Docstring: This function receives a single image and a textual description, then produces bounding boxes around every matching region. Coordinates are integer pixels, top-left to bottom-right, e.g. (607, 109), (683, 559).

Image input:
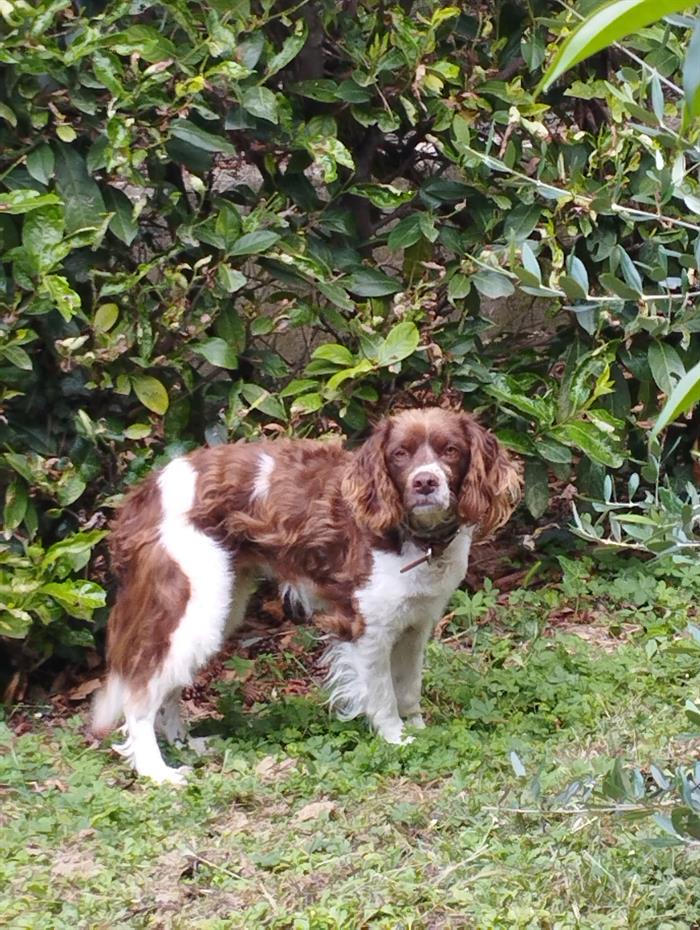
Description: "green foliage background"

(1, 0), (699, 684)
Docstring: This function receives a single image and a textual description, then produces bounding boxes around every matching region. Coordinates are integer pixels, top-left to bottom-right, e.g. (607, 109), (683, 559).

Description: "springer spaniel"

(93, 407), (519, 784)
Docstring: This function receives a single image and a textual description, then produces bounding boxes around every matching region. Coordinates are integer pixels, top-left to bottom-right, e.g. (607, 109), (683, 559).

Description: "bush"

(1, 0), (699, 689)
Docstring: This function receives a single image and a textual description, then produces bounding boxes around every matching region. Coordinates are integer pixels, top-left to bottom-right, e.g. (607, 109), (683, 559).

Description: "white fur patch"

(156, 458), (233, 690)
(251, 452), (275, 502)
(281, 580), (325, 618)
(325, 527), (474, 742)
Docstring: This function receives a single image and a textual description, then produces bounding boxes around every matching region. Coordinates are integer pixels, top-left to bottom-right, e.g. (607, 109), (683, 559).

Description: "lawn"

(3, 556), (700, 930)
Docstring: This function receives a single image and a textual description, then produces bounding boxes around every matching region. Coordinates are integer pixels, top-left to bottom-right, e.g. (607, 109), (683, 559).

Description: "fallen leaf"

(294, 800), (336, 823)
(67, 678), (102, 701)
(254, 755), (297, 782)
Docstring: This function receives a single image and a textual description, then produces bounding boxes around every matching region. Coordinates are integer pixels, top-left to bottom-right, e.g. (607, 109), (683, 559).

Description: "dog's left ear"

(341, 419), (403, 534)
(457, 414), (521, 537)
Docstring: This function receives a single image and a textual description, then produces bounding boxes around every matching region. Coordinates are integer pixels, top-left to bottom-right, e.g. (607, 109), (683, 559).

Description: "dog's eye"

(392, 447), (409, 460)
(443, 445), (460, 457)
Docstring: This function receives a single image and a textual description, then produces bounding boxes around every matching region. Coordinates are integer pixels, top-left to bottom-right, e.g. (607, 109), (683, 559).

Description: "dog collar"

(399, 521), (461, 573)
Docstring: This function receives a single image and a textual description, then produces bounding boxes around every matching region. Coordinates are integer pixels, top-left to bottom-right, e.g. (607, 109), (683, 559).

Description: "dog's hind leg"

(101, 457), (237, 784)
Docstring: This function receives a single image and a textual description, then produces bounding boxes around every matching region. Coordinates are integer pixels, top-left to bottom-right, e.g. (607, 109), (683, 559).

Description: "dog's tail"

(91, 673), (125, 738)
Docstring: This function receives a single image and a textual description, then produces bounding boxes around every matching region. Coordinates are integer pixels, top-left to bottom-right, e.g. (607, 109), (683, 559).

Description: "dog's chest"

(356, 528), (474, 628)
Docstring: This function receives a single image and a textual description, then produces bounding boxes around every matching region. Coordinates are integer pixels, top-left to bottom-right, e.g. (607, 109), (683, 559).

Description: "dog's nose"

(412, 471), (439, 496)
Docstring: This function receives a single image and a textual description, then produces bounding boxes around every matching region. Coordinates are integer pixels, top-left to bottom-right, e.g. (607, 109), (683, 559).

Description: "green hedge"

(1, 0), (699, 687)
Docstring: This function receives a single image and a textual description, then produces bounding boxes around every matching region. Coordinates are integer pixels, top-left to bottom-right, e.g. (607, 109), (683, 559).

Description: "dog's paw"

(404, 713), (426, 730)
(147, 764), (192, 786)
(377, 723), (414, 745)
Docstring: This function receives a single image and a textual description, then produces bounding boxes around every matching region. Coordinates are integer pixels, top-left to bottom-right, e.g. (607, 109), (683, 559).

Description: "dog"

(92, 406), (520, 783)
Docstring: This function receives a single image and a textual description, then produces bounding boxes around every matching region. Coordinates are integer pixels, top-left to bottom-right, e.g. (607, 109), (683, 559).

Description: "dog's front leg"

(326, 628), (410, 743)
(391, 621), (433, 728)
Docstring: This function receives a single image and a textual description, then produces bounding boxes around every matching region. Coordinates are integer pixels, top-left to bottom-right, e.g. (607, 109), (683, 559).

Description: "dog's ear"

(457, 414), (521, 537)
(342, 419), (403, 533)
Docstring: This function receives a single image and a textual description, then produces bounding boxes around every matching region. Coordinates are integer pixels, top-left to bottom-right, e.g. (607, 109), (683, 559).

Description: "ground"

(3, 554), (700, 929)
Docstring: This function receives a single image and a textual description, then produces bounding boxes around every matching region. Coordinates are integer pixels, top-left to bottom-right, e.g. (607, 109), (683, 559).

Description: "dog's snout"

(412, 471), (439, 496)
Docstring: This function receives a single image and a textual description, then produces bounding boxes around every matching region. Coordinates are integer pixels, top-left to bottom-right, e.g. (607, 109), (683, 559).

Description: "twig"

(183, 848), (279, 911)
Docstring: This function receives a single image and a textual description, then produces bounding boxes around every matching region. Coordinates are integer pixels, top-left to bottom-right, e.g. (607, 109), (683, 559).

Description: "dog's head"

(342, 407), (520, 538)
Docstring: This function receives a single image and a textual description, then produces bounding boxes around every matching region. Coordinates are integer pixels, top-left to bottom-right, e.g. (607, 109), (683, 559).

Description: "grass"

(3, 556), (700, 929)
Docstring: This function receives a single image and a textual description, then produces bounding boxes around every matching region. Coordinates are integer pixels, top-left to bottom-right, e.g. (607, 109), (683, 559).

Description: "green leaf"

(648, 341), (685, 396)
(347, 268), (402, 297)
(387, 214), (423, 250)
(105, 187), (138, 246)
(56, 124), (77, 143)
(193, 337), (238, 369)
(471, 271), (515, 298)
(0, 102), (16, 128)
(317, 281), (355, 312)
(123, 423), (152, 439)
(520, 241), (541, 283)
(0, 190), (61, 215)
(57, 473), (87, 506)
(312, 344), (355, 366)
(651, 359), (700, 439)
(94, 303), (119, 333)
(376, 322), (420, 367)
(26, 145), (55, 185)
(616, 246), (643, 294)
(537, 436), (572, 464)
(250, 316), (275, 336)
(229, 230), (280, 256)
(684, 22), (700, 119)
(132, 374), (169, 415)
(326, 359), (375, 391)
(217, 265), (247, 293)
(3, 477), (28, 533)
(599, 273), (640, 300)
(42, 530), (108, 569)
(350, 183), (415, 209)
(496, 429), (536, 455)
(111, 25), (177, 62)
(266, 23), (308, 76)
(170, 119), (236, 154)
(0, 608), (32, 639)
(524, 459), (549, 519)
(447, 274), (471, 302)
(504, 204), (541, 242)
(538, 0), (699, 93)
(551, 421), (624, 468)
(22, 205), (64, 268)
(240, 86), (279, 124)
(40, 580), (106, 620)
(292, 79), (339, 102)
(241, 382), (286, 420)
(280, 378), (319, 398)
(336, 80), (372, 103)
(2, 345), (33, 370)
(54, 143), (106, 234)
(291, 392), (323, 415)
(558, 274), (587, 301)
(567, 254), (590, 294)
(41, 275), (81, 321)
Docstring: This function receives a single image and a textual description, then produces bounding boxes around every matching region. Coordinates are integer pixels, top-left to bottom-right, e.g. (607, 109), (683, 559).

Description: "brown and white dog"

(93, 407), (519, 783)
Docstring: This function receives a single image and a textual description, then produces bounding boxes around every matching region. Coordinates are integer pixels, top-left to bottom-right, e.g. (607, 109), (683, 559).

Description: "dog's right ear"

(341, 419), (403, 534)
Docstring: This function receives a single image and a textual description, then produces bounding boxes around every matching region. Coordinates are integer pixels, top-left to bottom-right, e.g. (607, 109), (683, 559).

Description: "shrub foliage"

(1, 0), (699, 685)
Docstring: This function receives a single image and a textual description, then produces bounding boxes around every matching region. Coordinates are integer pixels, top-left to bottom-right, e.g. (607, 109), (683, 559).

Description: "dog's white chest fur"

(356, 527), (474, 633)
